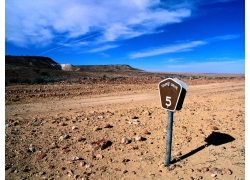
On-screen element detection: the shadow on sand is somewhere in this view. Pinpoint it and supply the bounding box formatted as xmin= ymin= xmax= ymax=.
xmin=170 ymin=132 xmax=235 ymax=164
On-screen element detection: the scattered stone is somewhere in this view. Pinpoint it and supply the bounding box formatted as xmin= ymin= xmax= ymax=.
xmin=144 ymin=130 xmax=151 ymax=135
xmin=131 ymin=115 xmax=138 ymax=119
xmin=79 ymin=161 xmax=86 ymax=167
xmin=123 ymin=170 xmax=128 ymax=174
xmin=196 ymin=169 xmax=201 ymax=172
xmin=121 ymin=137 xmax=130 ymax=144
xmin=50 ymin=142 xmax=59 ymax=149
xmin=38 ymin=171 xmax=45 ymax=175
xmin=85 ymin=164 xmax=93 ymax=169
xmin=222 ymin=168 xmax=233 ymax=175
xmin=209 ymin=167 xmax=222 ymax=175
xmin=72 ymin=126 xmax=78 ymax=130
xmin=133 ymin=119 xmax=140 ymax=125
xmin=174 ymin=151 xmax=182 ymax=156
xmin=201 ymin=167 xmax=209 ymax=172
xmin=115 ymin=168 xmax=121 ymax=171
xmin=77 ymin=137 xmax=86 ymax=142
xmin=134 ymin=135 xmax=142 ymax=141
xmin=96 ymin=154 xmax=103 ymax=160
xmin=28 ymin=144 xmax=35 ymax=152
xmin=211 ymin=126 xmax=219 ymax=130
xmin=35 ymin=153 xmax=46 ymax=161
xmin=67 ymin=169 xmax=74 ymax=177
xmin=59 ymin=134 xmax=70 ymax=141
xmin=59 ymin=122 xmax=67 ymax=126
xmin=88 ymin=139 xmax=111 ymax=150
xmin=93 ymin=126 xmax=101 ymax=131
xmin=71 ymin=156 xmax=80 ymax=161
xmin=211 ymin=173 xmax=216 ymax=177
xmin=101 ymin=123 xmax=111 ymax=128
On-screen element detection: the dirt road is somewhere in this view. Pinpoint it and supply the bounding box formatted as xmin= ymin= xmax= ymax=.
xmin=5 ymin=80 xmax=245 ymax=180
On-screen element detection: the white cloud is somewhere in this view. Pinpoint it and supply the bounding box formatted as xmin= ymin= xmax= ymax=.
xmin=128 ymin=33 xmax=241 ymax=59
xmin=129 ymin=41 xmax=206 ymax=59
xmin=5 ymin=0 xmax=191 ymax=48
xmin=163 ymin=59 xmax=245 ymax=73
xmin=88 ymin=45 xmax=119 ymax=53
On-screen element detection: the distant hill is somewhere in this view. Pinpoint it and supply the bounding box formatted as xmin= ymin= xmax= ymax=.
xmin=62 ymin=64 xmax=143 ymax=72
xmin=5 ymin=55 xmax=62 ymax=70
xmin=5 ymin=55 xmax=145 ymax=85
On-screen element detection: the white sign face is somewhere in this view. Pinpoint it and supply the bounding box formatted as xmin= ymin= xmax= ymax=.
xmin=158 ymin=78 xmax=187 ymax=111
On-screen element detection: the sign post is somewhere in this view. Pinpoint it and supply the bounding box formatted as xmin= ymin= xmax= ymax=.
xmin=158 ymin=78 xmax=188 ymax=166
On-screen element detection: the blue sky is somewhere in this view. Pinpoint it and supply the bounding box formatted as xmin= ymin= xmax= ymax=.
xmin=5 ymin=0 xmax=245 ymax=73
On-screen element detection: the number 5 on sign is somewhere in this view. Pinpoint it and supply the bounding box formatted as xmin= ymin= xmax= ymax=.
xmin=166 ymin=96 xmax=171 ymax=108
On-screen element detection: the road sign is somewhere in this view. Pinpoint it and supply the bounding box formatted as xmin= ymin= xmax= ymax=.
xmin=158 ymin=78 xmax=188 ymax=166
xmin=158 ymin=78 xmax=187 ymax=111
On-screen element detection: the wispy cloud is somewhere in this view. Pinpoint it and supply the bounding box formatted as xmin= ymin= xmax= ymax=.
xmin=129 ymin=41 xmax=206 ymax=59
xmin=206 ymin=34 xmax=241 ymax=42
xmin=129 ymin=34 xmax=241 ymax=59
xmin=88 ymin=45 xmax=119 ymax=53
xmin=5 ymin=0 xmax=191 ymax=49
xmin=162 ymin=59 xmax=245 ymax=73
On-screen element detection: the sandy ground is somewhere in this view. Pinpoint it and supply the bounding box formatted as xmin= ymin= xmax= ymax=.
xmin=5 ymin=79 xmax=245 ymax=180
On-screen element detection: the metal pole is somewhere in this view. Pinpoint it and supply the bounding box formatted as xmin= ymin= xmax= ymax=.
xmin=165 ymin=110 xmax=174 ymax=166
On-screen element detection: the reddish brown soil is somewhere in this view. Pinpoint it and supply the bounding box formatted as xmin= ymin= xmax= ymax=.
xmin=5 ymin=78 xmax=245 ymax=180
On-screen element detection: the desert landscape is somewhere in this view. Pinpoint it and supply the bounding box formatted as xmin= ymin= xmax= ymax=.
xmin=5 ymin=56 xmax=245 ymax=180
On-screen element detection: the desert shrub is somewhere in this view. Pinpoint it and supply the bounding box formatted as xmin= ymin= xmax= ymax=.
xmin=32 ymin=77 xmax=45 ymax=84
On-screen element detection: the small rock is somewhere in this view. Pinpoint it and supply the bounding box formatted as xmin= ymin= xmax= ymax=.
xmin=85 ymin=164 xmax=93 ymax=169
xmin=209 ymin=167 xmax=222 ymax=175
xmin=28 ymin=144 xmax=35 ymax=152
xmin=71 ymin=156 xmax=80 ymax=161
xmin=72 ymin=126 xmax=78 ymax=130
xmin=59 ymin=134 xmax=70 ymax=141
xmin=67 ymin=170 xmax=74 ymax=177
xmin=123 ymin=170 xmax=128 ymax=174
xmin=211 ymin=173 xmax=216 ymax=177
xmin=144 ymin=130 xmax=151 ymax=135
xmin=121 ymin=137 xmax=130 ymax=144
xmin=59 ymin=122 xmax=67 ymax=126
xmin=174 ymin=151 xmax=182 ymax=156
xmin=211 ymin=126 xmax=219 ymax=130
xmin=93 ymin=126 xmax=101 ymax=131
xmin=35 ymin=153 xmax=46 ymax=161
xmin=134 ymin=135 xmax=142 ymax=141
xmin=88 ymin=139 xmax=111 ymax=150
xmin=77 ymin=137 xmax=86 ymax=142
xmin=201 ymin=167 xmax=209 ymax=172
xmin=222 ymin=168 xmax=233 ymax=175
xmin=198 ymin=176 xmax=203 ymax=179
xmin=39 ymin=171 xmax=45 ymax=175
xmin=133 ymin=120 xmax=140 ymax=125
xmin=131 ymin=115 xmax=138 ymax=119
xmin=96 ymin=154 xmax=103 ymax=160
xmin=101 ymin=123 xmax=111 ymax=128
xmin=79 ymin=161 xmax=86 ymax=167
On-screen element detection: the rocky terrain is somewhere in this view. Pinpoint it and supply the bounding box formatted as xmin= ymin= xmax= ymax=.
xmin=5 ymin=56 xmax=245 ymax=179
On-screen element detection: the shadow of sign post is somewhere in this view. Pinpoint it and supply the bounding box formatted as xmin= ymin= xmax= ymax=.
xmin=171 ymin=132 xmax=235 ymax=164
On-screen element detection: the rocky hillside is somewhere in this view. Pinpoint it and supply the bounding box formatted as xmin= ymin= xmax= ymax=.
xmin=5 ymin=55 xmax=62 ymax=70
